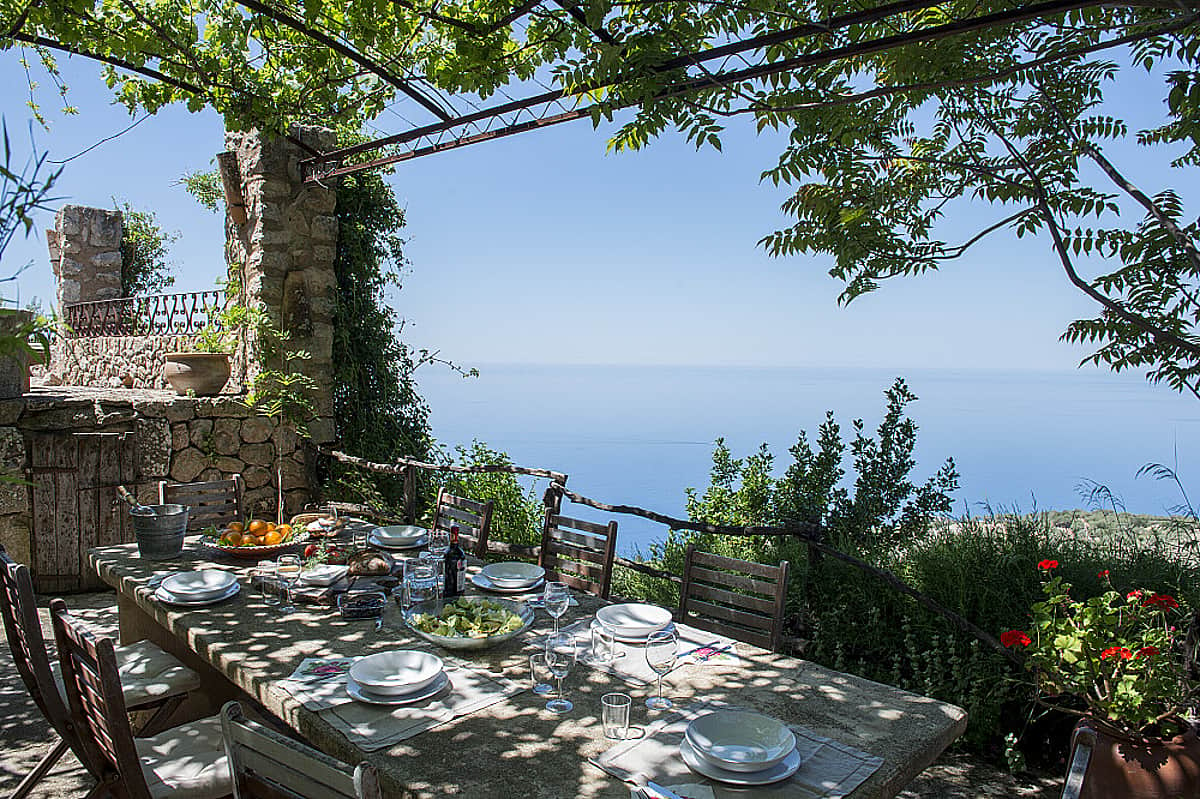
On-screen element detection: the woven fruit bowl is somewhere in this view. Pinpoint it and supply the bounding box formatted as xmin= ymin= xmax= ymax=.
xmin=200 ymin=520 xmax=309 ymax=560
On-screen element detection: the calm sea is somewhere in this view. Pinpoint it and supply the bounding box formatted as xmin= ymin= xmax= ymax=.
xmin=417 ymin=364 xmax=1200 ymax=555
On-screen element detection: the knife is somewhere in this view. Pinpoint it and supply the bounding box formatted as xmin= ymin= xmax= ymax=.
xmin=678 ymin=640 xmax=721 ymax=659
xmin=645 ymin=781 xmax=685 ymax=799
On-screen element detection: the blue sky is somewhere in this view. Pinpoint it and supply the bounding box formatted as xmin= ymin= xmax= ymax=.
xmin=0 ymin=49 xmax=1190 ymax=373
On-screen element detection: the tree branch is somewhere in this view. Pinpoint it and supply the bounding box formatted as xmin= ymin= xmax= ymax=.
xmin=7 ymin=33 xmax=206 ymax=95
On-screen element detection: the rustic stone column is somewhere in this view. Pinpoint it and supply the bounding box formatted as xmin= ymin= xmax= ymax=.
xmin=45 ymin=205 xmax=123 ymax=307
xmin=224 ymin=126 xmax=337 ymax=513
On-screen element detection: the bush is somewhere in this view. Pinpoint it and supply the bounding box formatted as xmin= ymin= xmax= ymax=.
xmin=436 ymin=441 xmax=545 ymax=550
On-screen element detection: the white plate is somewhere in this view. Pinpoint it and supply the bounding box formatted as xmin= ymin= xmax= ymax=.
xmin=595 ymin=603 xmax=673 ymax=639
xmin=350 ymin=650 xmax=444 ymax=696
xmin=299 ymin=564 xmax=349 ymax=586
xmin=346 ymin=671 xmax=450 ymax=706
xmin=470 ymin=572 xmax=546 ymax=594
xmin=160 ymin=570 xmax=237 ymax=600
xmin=686 ymin=711 xmax=797 ymax=772
xmin=479 ymin=562 xmax=545 ymax=588
xmin=679 ymin=736 xmax=802 ymax=786
xmin=155 ymin=581 xmax=241 ymax=607
xmin=368 ymin=533 xmax=428 ymax=551
xmin=589 ymin=619 xmax=675 ymax=644
xmin=371 ymin=525 xmax=429 ymax=546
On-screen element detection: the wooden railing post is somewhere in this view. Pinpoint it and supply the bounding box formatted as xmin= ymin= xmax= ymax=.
xmin=403 ymin=465 xmax=417 ymax=524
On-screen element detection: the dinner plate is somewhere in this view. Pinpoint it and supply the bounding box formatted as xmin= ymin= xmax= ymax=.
xmin=479 ymin=562 xmax=545 ymax=588
xmin=371 ymin=525 xmax=429 ymax=546
xmin=679 ymin=736 xmax=802 ymax=786
xmin=686 ymin=710 xmax=797 ymax=772
xmin=350 ymin=650 xmax=444 ymax=696
xmin=345 ymin=671 xmax=450 ymax=706
xmin=154 ymin=581 xmax=241 ymax=607
xmin=595 ymin=603 xmax=673 ymax=640
xmin=469 ymin=572 xmax=546 ymax=594
xmin=298 ymin=564 xmax=349 ymax=586
xmin=590 ymin=619 xmax=676 ymax=644
xmin=160 ymin=570 xmax=237 ymax=600
xmin=368 ymin=532 xmax=428 ymax=551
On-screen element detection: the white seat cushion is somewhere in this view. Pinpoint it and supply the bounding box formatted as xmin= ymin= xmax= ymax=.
xmin=53 ymin=639 xmax=202 ymax=709
xmin=135 ymin=716 xmax=232 ymax=799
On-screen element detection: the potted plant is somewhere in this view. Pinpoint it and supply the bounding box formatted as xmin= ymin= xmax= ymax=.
xmin=1001 ymin=560 xmax=1200 ymax=798
xmin=163 ymin=319 xmax=234 ymax=396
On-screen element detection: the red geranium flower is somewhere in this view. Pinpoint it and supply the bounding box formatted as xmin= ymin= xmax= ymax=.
xmin=1038 ymin=559 xmax=1059 ymax=570
xmin=1001 ymin=630 xmax=1032 ymax=648
xmin=1142 ymin=593 xmax=1180 ymax=610
xmin=1127 ymin=590 xmax=1144 ymax=601
xmin=1098 ymin=570 xmax=1110 ymax=579
xmin=1136 ymin=647 xmax=1160 ymax=658
xmin=1101 ymin=646 xmax=1133 ymax=660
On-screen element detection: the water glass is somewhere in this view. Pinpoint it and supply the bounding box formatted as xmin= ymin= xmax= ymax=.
xmin=545 ymin=633 xmax=576 ymax=713
xmin=591 ymin=623 xmax=616 ymax=663
xmin=409 ymin=563 xmax=438 ymax=606
xmin=352 ymin=529 xmax=371 ymax=553
xmin=602 ymin=693 xmax=632 ymax=739
xmin=529 ymin=652 xmax=554 ymax=696
xmin=543 ymin=581 xmax=570 ymax=634
xmin=419 ymin=551 xmax=443 ymax=600
xmin=276 ymin=554 xmax=302 ymax=615
xmin=644 ymin=628 xmax=678 ymax=710
xmin=428 ymin=528 xmax=450 ymax=558
xmin=256 ymin=560 xmax=278 ymax=605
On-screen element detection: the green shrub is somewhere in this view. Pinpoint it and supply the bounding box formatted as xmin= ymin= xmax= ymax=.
xmin=436 ymin=441 xmax=545 ymax=550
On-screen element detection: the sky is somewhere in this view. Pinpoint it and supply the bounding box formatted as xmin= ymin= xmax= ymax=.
xmin=0 ymin=49 xmax=1192 ymax=375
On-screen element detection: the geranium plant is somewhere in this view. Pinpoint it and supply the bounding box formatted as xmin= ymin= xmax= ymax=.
xmin=1002 ymin=560 xmax=1197 ymax=737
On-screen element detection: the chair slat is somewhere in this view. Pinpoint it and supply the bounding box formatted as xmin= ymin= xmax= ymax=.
xmin=547 ymin=539 xmax=607 ymax=566
xmin=441 ymin=494 xmax=487 ymax=514
xmin=686 ymin=598 xmax=774 ymax=631
xmin=548 ymin=514 xmax=611 ymax=537
xmin=685 ymin=582 xmax=778 ymax=615
xmin=688 ymin=565 xmax=777 ymax=597
xmin=685 ymin=615 xmax=774 ymax=650
xmin=436 ymin=505 xmax=481 ymax=527
xmin=160 ymin=476 xmax=244 ymax=533
xmin=691 ymin=549 xmax=781 ymax=579
xmin=544 ymin=555 xmax=607 ymax=582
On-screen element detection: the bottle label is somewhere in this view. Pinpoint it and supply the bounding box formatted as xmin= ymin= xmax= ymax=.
xmin=456 ymin=562 xmax=466 ymax=593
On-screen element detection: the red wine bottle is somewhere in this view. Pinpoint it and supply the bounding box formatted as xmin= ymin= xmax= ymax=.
xmin=444 ymin=526 xmax=467 ymax=598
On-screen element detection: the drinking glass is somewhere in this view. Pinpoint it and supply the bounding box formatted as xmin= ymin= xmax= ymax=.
xmin=352 ymin=529 xmax=371 ymax=553
xmin=545 ymin=633 xmax=576 ymax=713
xmin=591 ymin=623 xmax=616 ymax=663
xmin=428 ymin=528 xmax=450 ymax=558
xmin=644 ymin=629 xmax=677 ymax=710
xmin=276 ymin=554 xmax=302 ymax=615
xmin=543 ymin=581 xmax=570 ymax=634
xmin=602 ymin=693 xmax=632 ymax=739
xmin=529 ymin=652 xmax=554 ymax=696
xmin=419 ymin=551 xmax=443 ymax=600
xmin=409 ymin=563 xmax=438 ymax=606
xmin=256 ymin=560 xmax=278 ymax=605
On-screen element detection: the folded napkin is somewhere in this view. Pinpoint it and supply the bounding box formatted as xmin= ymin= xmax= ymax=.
xmin=594 ymin=704 xmax=883 ymax=799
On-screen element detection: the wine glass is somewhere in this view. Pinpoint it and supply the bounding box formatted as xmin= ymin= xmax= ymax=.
xmin=644 ymin=628 xmax=677 ymax=709
xmin=428 ymin=528 xmax=450 ymax=558
xmin=545 ymin=633 xmax=576 ymax=713
xmin=543 ymin=581 xmax=570 ymax=634
xmin=276 ymin=554 xmax=302 ymax=615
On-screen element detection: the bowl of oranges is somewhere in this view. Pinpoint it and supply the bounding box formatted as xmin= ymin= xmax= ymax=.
xmin=201 ymin=519 xmax=307 ymax=559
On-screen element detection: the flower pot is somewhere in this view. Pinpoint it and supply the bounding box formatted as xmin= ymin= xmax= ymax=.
xmin=0 ymin=309 xmax=34 ymax=399
xmin=1072 ymin=718 xmax=1200 ymax=799
xmin=163 ymin=352 xmax=231 ymax=396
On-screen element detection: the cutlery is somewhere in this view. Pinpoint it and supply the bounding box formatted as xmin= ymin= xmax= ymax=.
xmin=646 ymin=782 xmax=685 ymax=799
xmin=678 ymin=640 xmax=721 ymax=659
xmin=696 ymin=643 xmax=734 ymax=662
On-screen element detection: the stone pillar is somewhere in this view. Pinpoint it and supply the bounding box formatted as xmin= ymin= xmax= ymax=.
xmin=224 ymin=126 xmax=337 ymax=451
xmin=45 ymin=205 xmax=124 ymax=307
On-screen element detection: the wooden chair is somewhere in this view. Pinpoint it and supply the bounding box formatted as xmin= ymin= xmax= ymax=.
xmin=539 ymin=511 xmax=618 ymax=599
xmin=160 ymin=475 xmax=245 ymax=532
xmin=431 ymin=487 xmax=493 ymax=559
xmin=678 ymin=545 xmax=790 ymax=652
xmin=0 ymin=546 xmax=201 ymax=799
xmin=49 ymin=600 xmax=232 ymax=799
xmin=220 ymin=701 xmax=382 ymax=799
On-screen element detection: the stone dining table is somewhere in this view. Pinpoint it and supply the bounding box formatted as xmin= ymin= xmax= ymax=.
xmin=88 ymin=538 xmax=967 ymax=798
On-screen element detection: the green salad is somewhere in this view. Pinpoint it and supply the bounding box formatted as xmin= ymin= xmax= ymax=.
xmin=411 ymin=598 xmax=525 ymax=639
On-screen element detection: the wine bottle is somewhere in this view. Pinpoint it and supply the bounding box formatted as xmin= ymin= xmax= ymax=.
xmin=443 ymin=525 xmax=467 ymax=598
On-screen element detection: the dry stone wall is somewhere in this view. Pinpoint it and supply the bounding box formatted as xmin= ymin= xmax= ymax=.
xmin=46 ymin=334 xmax=194 ymax=390
xmin=46 ymin=205 xmax=123 ymax=307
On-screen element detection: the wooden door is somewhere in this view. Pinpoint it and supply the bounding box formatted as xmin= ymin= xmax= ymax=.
xmin=28 ymin=431 xmax=136 ymax=592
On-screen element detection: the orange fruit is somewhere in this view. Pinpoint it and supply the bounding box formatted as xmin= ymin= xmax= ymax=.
xmin=224 ymin=531 xmax=243 ymax=547
xmin=266 ymin=522 xmax=277 ymax=533
xmin=276 ymin=524 xmax=292 ymax=540
xmin=242 ymin=535 xmax=261 ymax=547
xmin=263 ymin=530 xmax=282 ymax=546
xmin=228 ymin=522 xmax=245 ymax=533
xmin=248 ymin=519 xmax=268 ymax=535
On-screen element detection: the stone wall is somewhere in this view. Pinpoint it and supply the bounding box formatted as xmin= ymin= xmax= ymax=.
xmin=46 ymin=335 xmax=245 ymax=392
xmin=0 ymin=387 xmax=312 ymax=583
xmin=45 ymin=205 xmax=123 ymax=307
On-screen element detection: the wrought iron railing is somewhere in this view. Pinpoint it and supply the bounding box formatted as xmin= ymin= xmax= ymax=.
xmin=63 ymin=290 xmax=225 ymax=338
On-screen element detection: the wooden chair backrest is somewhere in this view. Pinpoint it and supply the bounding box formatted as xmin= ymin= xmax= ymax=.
xmin=679 ymin=545 xmax=790 ymax=652
xmin=221 ymin=701 xmax=382 ymax=799
xmin=539 ymin=511 xmax=618 ymax=599
xmin=0 ymin=546 xmax=74 ymax=741
xmin=432 ymin=488 xmax=493 ymax=558
xmin=49 ymin=599 xmax=151 ymax=799
xmin=160 ymin=475 xmax=245 ymax=532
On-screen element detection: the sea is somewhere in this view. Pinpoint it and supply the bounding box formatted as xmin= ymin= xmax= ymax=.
xmin=417 ymin=364 xmax=1200 ymax=555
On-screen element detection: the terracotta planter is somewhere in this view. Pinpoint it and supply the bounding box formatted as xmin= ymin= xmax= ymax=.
xmin=1073 ymin=718 xmax=1200 ymax=799
xmin=163 ymin=352 xmax=231 ymax=396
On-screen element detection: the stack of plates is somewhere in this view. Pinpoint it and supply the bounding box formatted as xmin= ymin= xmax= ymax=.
xmin=368 ymin=525 xmax=429 ymax=551
xmin=346 ymin=650 xmax=449 ymax=705
xmin=680 ymin=710 xmax=802 ymax=786
xmin=592 ymin=603 xmax=673 ymax=643
xmin=155 ymin=570 xmax=240 ymax=606
xmin=471 ymin=562 xmax=545 ymax=593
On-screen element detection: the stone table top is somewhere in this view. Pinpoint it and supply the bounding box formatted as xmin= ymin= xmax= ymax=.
xmin=89 ymin=539 xmax=967 ymax=799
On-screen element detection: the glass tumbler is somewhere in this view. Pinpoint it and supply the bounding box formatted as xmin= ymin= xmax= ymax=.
xmin=591 ymin=624 xmax=616 ymax=663
xmin=256 ymin=560 xmax=279 ymax=605
xmin=602 ymin=693 xmax=632 ymax=740
xmin=529 ymin=652 xmax=554 ymax=696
